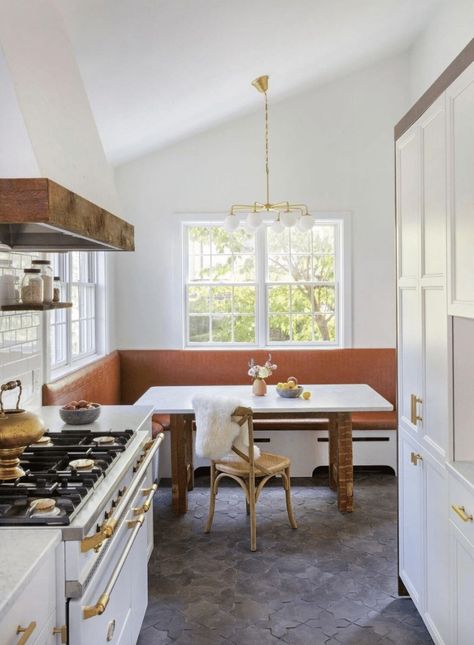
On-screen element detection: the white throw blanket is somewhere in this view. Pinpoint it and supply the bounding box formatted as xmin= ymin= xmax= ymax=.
xmin=192 ymin=395 xmax=260 ymax=461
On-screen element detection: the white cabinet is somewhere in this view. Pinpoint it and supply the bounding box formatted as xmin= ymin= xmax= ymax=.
xmin=398 ymin=429 xmax=425 ymax=605
xmin=448 ymin=469 xmax=474 ymax=645
xmin=397 ymin=95 xmax=451 ymax=644
xmin=0 ymin=539 xmax=63 ymax=645
xmin=396 ymin=95 xmax=449 ymax=460
xmin=447 ymin=62 xmax=474 ymax=318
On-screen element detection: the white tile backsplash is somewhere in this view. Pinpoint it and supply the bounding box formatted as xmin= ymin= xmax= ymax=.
xmin=0 ymin=250 xmax=42 ymax=407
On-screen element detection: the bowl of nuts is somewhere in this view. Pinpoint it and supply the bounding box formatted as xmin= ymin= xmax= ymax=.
xmin=59 ymin=400 xmax=101 ymax=425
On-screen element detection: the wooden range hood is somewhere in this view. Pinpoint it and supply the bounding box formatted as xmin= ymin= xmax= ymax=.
xmin=0 ymin=178 xmax=134 ymax=251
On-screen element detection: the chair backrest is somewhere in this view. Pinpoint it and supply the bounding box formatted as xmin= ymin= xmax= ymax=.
xmin=231 ymin=406 xmax=257 ymax=474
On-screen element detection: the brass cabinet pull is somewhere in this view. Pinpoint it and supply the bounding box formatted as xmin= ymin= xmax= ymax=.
xmin=452 ymin=504 xmax=474 ymax=522
xmin=133 ymin=483 xmax=158 ymax=515
xmin=16 ymin=621 xmax=36 ymax=644
xmin=81 ymin=433 xmax=164 ymax=553
xmin=83 ymin=514 xmax=145 ymax=619
xmin=410 ymin=394 xmax=423 ymax=425
xmin=52 ymin=624 xmax=67 ymax=643
xmin=410 ymin=451 xmax=423 ymax=465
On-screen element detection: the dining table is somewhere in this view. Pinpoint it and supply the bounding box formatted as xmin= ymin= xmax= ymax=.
xmin=134 ymin=383 xmax=393 ymax=515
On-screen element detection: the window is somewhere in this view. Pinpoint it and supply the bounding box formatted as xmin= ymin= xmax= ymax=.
xmin=50 ymin=252 xmax=102 ymax=370
xmin=184 ymin=219 xmax=345 ymax=347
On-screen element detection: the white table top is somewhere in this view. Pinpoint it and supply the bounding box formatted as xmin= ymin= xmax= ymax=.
xmin=134 ymin=384 xmax=393 ymax=414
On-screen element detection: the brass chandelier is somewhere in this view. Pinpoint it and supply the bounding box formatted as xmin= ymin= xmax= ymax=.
xmin=223 ymin=74 xmax=314 ymax=233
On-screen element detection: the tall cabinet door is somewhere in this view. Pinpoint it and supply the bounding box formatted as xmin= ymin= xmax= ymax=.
xmin=397 ymin=127 xmax=422 ymax=438
xmin=419 ymin=96 xmax=449 ymax=462
xmin=447 ymin=61 xmax=474 ymax=318
xmin=399 ymin=429 xmax=425 ymax=606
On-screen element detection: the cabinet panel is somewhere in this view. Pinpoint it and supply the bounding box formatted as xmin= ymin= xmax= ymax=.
xmin=448 ymin=62 xmax=474 ymax=316
xmin=397 ymin=130 xmax=420 ymax=280
xmin=421 ymin=98 xmax=446 ymax=278
xmin=451 ymin=526 xmax=474 ymax=645
xmin=399 ymin=431 xmax=424 ymax=605
xmin=398 ymin=287 xmax=421 ymax=433
xmin=424 ymin=457 xmax=449 ymax=644
xmin=422 ymin=287 xmax=448 ymax=458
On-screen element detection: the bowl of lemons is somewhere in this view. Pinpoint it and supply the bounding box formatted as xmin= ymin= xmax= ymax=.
xmin=276 ymin=377 xmax=304 ymax=398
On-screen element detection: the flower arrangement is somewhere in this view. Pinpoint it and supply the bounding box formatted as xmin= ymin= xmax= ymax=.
xmin=248 ymin=354 xmax=277 ymax=381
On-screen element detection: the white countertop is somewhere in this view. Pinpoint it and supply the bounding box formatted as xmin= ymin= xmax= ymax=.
xmin=34 ymin=405 xmax=155 ymax=433
xmin=0 ymin=529 xmax=61 ymax=615
xmin=134 ymin=384 xmax=393 ymax=414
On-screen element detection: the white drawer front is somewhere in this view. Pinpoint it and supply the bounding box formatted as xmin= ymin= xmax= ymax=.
xmin=1 ymin=547 xmax=56 ymax=645
xmin=449 ymin=473 xmax=474 ymax=547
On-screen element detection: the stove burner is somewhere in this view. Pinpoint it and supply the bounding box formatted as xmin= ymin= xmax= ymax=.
xmin=30 ymin=436 xmax=53 ymax=447
xmin=30 ymin=497 xmax=56 ymax=512
xmin=93 ymin=436 xmax=115 ymax=445
xmin=69 ymin=458 xmax=95 ymax=471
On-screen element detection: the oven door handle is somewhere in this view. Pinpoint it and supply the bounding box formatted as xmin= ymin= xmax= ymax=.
xmin=80 ymin=432 xmax=164 ymax=553
xmin=82 ymin=510 xmax=146 ymax=619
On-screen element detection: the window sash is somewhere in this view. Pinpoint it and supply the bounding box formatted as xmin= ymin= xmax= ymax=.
xmin=50 ymin=252 xmax=99 ymax=370
xmin=184 ymin=221 xmax=343 ymax=348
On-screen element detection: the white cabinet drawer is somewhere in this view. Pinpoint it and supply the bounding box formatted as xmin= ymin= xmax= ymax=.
xmin=449 ymin=471 xmax=474 ymax=547
xmin=1 ymin=546 xmax=56 ymax=645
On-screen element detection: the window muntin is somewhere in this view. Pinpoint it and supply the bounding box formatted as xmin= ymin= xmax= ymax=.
xmin=184 ymin=221 xmax=341 ymax=347
xmin=185 ymin=226 xmax=257 ymax=344
xmin=50 ymin=252 xmax=99 ymax=369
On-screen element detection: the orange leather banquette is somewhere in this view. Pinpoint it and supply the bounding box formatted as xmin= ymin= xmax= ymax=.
xmin=42 ymin=349 xmax=397 ymax=437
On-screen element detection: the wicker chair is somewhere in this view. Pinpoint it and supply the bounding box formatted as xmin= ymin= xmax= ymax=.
xmin=204 ymin=406 xmax=297 ymax=551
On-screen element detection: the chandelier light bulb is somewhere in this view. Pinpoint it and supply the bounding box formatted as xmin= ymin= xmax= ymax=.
xmin=246 ymin=211 xmax=263 ymax=230
xmin=297 ymin=213 xmax=315 ymax=231
xmin=223 ymin=214 xmax=240 ymax=232
xmin=280 ymin=210 xmax=297 ymax=228
xmin=271 ymin=217 xmax=284 ymax=233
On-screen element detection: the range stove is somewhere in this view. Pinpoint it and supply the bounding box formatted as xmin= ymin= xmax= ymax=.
xmin=0 ymin=429 xmax=134 ymax=526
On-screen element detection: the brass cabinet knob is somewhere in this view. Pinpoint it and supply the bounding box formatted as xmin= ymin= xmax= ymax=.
xmin=52 ymin=624 xmax=67 ymax=643
xmin=410 ymin=451 xmax=423 ymax=465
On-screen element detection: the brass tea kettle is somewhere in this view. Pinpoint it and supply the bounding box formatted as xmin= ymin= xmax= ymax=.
xmin=0 ymin=380 xmax=45 ymax=479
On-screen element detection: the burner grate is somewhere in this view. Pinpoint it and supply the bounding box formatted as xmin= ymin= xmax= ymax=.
xmin=0 ymin=428 xmax=134 ymax=526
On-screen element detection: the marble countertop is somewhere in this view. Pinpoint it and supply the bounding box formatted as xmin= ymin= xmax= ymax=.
xmin=33 ymin=405 xmax=154 ymax=433
xmin=0 ymin=529 xmax=61 ymax=615
xmin=135 ymin=384 xmax=393 ymax=414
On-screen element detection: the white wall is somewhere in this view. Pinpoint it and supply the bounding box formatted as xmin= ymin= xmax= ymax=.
xmin=0 ymin=0 xmax=120 ymax=214
xmin=409 ymin=0 xmax=474 ymax=102
xmin=114 ymin=54 xmax=411 ymax=350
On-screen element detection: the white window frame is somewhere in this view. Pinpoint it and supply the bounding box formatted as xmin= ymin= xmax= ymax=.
xmin=46 ymin=252 xmax=107 ymax=380
xmin=182 ymin=212 xmax=352 ymax=349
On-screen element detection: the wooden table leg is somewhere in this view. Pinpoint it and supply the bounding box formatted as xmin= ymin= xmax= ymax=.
xmin=170 ymin=414 xmax=188 ymax=514
xmin=185 ymin=416 xmax=194 ymax=491
xmin=334 ymin=412 xmax=353 ymax=512
xmin=328 ymin=414 xmax=338 ymax=491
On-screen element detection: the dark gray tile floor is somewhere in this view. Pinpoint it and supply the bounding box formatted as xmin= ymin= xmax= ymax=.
xmin=139 ymin=472 xmax=433 ymax=644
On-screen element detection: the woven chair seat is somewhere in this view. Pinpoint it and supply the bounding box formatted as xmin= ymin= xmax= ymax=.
xmin=215 ymin=452 xmax=290 ymax=477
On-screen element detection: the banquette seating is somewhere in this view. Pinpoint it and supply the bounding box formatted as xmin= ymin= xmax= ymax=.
xmin=42 ymin=348 xmax=397 ymax=475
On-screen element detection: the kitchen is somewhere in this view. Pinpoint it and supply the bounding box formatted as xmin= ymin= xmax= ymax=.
xmin=0 ymin=1 xmax=473 ymax=644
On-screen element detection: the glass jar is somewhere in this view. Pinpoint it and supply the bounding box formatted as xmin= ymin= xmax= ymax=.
xmin=21 ymin=268 xmax=44 ymax=304
xmin=53 ymin=276 xmax=62 ymax=303
xmin=0 ymin=259 xmax=17 ymax=305
xmin=31 ymin=259 xmax=53 ymax=303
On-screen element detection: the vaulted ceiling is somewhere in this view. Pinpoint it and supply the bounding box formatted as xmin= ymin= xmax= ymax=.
xmin=58 ymin=0 xmax=443 ymax=165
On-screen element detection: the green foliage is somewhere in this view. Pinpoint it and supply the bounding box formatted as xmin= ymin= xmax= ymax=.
xmin=187 ymin=225 xmax=337 ymax=344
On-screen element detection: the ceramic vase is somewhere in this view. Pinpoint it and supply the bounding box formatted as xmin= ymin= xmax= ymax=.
xmin=252 ymin=378 xmax=267 ymax=396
